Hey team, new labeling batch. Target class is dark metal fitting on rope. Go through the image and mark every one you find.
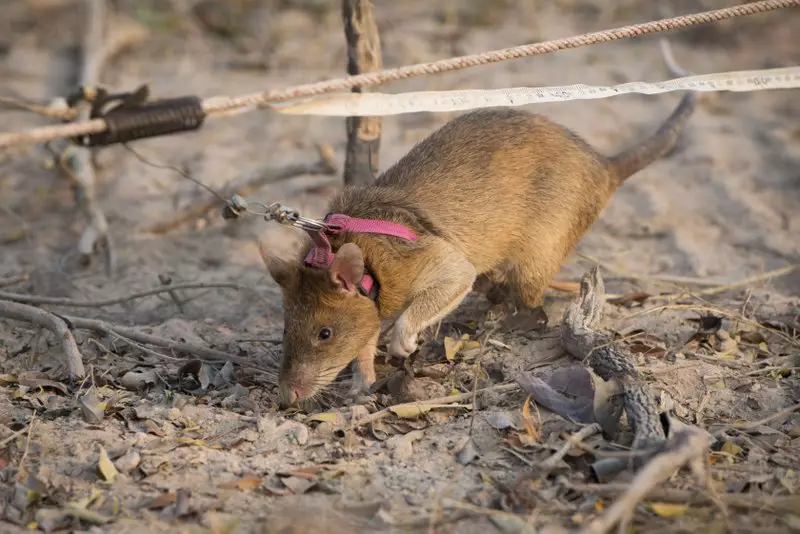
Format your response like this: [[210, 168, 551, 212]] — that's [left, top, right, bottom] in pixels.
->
[[71, 85, 207, 147]]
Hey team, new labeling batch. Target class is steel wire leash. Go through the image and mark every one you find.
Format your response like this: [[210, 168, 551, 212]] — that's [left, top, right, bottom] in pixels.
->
[[0, 0, 796, 149]]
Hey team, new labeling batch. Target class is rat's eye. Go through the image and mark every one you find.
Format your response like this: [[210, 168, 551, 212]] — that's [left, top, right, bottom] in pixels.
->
[[317, 327, 333, 341]]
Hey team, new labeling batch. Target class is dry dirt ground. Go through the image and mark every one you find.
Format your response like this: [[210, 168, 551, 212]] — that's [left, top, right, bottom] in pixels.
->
[[1, 0, 799, 533]]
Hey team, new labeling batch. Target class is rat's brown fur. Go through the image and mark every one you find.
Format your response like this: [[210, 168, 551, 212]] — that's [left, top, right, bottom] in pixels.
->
[[263, 91, 695, 407]]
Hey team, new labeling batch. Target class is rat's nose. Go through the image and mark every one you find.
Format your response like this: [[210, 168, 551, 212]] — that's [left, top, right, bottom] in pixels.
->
[[278, 387, 300, 409]]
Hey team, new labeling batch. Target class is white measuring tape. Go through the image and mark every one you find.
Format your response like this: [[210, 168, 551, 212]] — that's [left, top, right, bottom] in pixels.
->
[[269, 66, 800, 117]]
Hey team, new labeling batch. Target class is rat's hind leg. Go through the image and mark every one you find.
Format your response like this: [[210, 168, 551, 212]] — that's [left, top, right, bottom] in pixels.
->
[[507, 255, 560, 311], [473, 263, 512, 305], [388, 242, 476, 359]]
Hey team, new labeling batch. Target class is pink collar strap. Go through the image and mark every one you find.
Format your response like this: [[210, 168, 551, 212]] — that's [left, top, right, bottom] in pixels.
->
[[303, 213, 418, 300]]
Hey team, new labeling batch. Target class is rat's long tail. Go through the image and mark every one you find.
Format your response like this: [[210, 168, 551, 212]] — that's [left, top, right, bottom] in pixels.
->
[[608, 38, 697, 184]]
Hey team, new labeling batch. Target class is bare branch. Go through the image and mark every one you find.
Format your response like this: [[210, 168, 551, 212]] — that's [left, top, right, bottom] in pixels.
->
[[0, 282, 249, 308], [0, 300, 85, 379], [62, 314, 263, 369], [580, 426, 712, 534]]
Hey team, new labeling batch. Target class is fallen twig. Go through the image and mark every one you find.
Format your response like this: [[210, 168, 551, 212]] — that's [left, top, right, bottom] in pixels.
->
[[61, 314, 263, 369], [725, 401, 800, 431], [0, 273, 29, 288], [566, 481, 799, 513], [630, 302, 800, 348], [541, 423, 602, 470], [580, 425, 712, 534], [354, 383, 519, 427], [0, 300, 85, 379], [577, 253, 797, 294], [143, 144, 338, 235], [0, 282, 249, 308]]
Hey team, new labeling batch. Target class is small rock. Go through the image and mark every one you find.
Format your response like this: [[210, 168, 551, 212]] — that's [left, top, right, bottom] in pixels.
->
[[277, 421, 309, 446], [387, 430, 424, 461], [239, 429, 259, 442], [113, 451, 141, 473], [486, 411, 518, 430], [119, 370, 157, 391], [454, 437, 479, 465]]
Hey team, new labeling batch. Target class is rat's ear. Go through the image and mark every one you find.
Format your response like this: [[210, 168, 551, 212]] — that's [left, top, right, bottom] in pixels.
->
[[330, 243, 364, 293], [259, 241, 297, 289]]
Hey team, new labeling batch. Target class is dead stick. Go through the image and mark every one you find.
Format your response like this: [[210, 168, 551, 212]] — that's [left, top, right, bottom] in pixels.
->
[[0, 273, 29, 288], [0, 282, 249, 308], [62, 314, 262, 368], [354, 383, 519, 427], [580, 427, 711, 534], [725, 401, 800, 431], [540, 423, 602, 469], [0, 300, 85, 379], [69, 0, 112, 271], [144, 147, 338, 235], [342, 0, 382, 185], [566, 482, 800, 513]]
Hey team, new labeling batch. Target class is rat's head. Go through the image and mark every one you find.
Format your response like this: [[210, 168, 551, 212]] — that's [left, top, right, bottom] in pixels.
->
[[260, 242, 381, 408]]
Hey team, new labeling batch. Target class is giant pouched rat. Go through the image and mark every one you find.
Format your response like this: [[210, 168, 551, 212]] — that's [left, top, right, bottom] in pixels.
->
[[261, 66, 696, 408]]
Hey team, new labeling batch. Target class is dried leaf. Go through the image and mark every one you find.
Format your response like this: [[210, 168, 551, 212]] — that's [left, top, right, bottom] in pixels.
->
[[454, 436, 479, 465], [688, 315, 723, 335], [516, 369, 594, 424], [198, 363, 214, 390], [721, 441, 743, 457], [519, 395, 540, 445], [591, 375, 624, 438], [119, 370, 157, 391], [219, 475, 263, 490], [16, 374, 68, 395], [647, 502, 689, 518], [175, 437, 221, 449], [148, 492, 177, 510], [208, 512, 241, 534], [0, 374, 17, 386], [97, 446, 118, 483], [485, 411, 518, 430], [280, 476, 318, 494], [174, 489, 192, 517], [79, 391, 105, 425], [739, 331, 766, 344], [306, 412, 341, 424], [443, 334, 479, 362], [213, 361, 236, 388], [64, 505, 112, 525], [502, 307, 548, 334], [489, 515, 536, 534], [608, 292, 651, 307], [113, 451, 141, 474], [389, 403, 470, 419]]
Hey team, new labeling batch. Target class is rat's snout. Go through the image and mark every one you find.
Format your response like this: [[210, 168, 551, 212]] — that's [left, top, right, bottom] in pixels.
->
[[277, 385, 299, 409], [277, 359, 319, 408]]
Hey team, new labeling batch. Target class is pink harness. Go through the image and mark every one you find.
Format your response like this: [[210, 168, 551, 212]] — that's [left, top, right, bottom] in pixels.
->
[[303, 213, 418, 299]]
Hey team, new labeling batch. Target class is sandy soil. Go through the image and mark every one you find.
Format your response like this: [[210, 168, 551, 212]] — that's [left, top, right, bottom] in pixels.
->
[[0, 0, 799, 533]]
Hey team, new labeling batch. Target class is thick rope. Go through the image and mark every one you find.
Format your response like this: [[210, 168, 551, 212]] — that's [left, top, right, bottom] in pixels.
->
[[0, 0, 796, 149]]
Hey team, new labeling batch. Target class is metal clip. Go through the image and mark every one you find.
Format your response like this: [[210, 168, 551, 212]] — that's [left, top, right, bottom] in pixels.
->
[[220, 195, 329, 233], [264, 202, 329, 233]]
